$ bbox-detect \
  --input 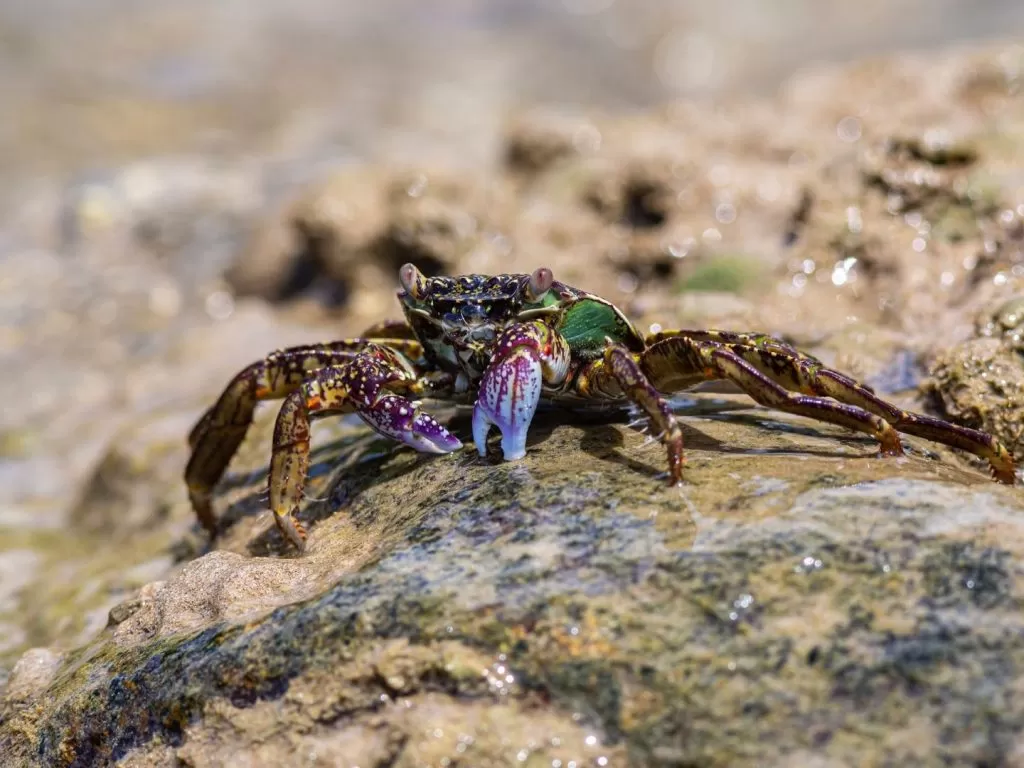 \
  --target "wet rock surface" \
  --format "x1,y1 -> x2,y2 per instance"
5,407 -> 1024,766
4,36 -> 1024,768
